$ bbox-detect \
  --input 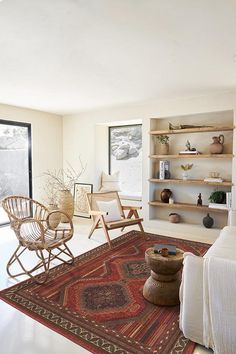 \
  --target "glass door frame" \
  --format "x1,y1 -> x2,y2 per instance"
0,119 -> 32,226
